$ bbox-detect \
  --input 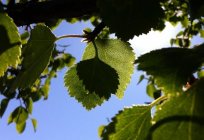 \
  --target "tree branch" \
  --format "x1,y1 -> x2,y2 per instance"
6,0 -> 98,26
